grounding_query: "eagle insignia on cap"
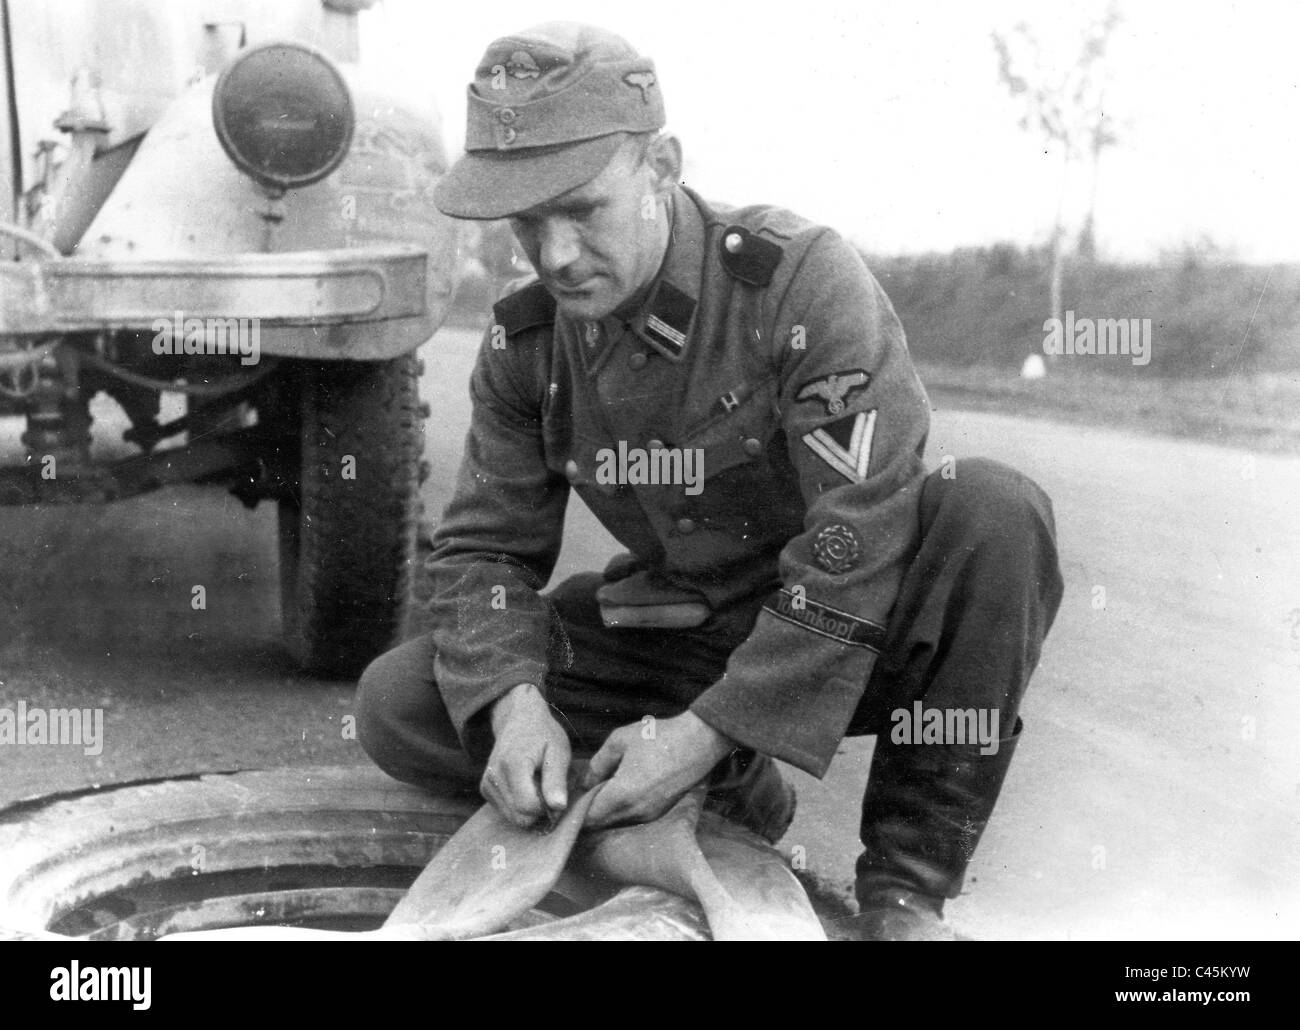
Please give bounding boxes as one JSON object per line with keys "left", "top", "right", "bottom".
{"left": 505, "top": 51, "right": 541, "bottom": 78}
{"left": 797, "top": 369, "right": 872, "bottom": 416}
{"left": 624, "top": 70, "right": 657, "bottom": 102}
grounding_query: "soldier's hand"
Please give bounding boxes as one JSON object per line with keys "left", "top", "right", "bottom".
{"left": 581, "top": 711, "right": 734, "bottom": 828}
{"left": 482, "top": 683, "right": 571, "bottom": 827}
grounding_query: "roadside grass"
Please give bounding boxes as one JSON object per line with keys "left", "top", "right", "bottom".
{"left": 916, "top": 362, "right": 1300, "bottom": 455}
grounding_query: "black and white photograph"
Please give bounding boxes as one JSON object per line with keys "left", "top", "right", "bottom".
{"left": 0, "top": 0, "right": 1293, "bottom": 979}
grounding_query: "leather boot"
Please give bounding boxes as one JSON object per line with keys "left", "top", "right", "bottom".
{"left": 704, "top": 750, "right": 797, "bottom": 845}
{"left": 850, "top": 717, "right": 1022, "bottom": 941}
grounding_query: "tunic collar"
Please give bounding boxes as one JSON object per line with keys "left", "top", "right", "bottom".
{"left": 568, "top": 186, "right": 703, "bottom": 374}
{"left": 625, "top": 187, "right": 702, "bottom": 363}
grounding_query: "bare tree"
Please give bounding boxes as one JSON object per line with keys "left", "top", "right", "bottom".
{"left": 992, "top": 3, "right": 1122, "bottom": 370}
{"left": 1075, "top": 9, "right": 1122, "bottom": 259}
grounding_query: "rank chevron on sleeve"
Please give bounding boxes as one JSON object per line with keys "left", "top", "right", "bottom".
{"left": 802, "top": 409, "right": 877, "bottom": 483}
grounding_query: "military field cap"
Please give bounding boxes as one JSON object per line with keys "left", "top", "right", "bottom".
{"left": 433, "top": 22, "right": 666, "bottom": 220}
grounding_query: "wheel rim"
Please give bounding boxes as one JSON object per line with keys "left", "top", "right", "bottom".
{"left": 0, "top": 767, "right": 706, "bottom": 941}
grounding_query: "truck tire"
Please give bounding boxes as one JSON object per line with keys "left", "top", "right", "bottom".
{"left": 277, "top": 356, "right": 423, "bottom": 677}
{"left": 0, "top": 766, "right": 708, "bottom": 941}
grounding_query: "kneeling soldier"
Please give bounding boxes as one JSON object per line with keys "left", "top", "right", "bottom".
{"left": 356, "top": 22, "right": 1064, "bottom": 941}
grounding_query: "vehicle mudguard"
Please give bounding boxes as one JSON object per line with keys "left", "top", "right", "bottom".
{"left": 74, "top": 64, "right": 460, "bottom": 360}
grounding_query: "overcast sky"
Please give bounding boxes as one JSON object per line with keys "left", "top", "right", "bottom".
{"left": 362, "top": 0, "right": 1297, "bottom": 263}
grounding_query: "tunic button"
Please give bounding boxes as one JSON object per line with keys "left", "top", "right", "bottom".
{"left": 497, "top": 107, "right": 517, "bottom": 124}
{"left": 629, "top": 352, "right": 648, "bottom": 370}
{"left": 743, "top": 437, "right": 762, "bottom": 456}
{"left": 647, "top": 438, "right": 665, "bottom": 451}
{"left": 564, "top": 459, "right": 579, "bottom": 483}
{"left": 500, "top": 126, "right": 517, "bottom": 145}
{"left": 724, "top": 232, "right": 744, "bottom": 253}
{"left": 676, "top": 517, "right": 696, "bottom": 535}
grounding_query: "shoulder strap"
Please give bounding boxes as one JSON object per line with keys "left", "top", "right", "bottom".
{"left": 679, "top": 184, "right": 785, "bottom": 287}
{"left": 492, "top": 280, "right": 556, "bottom": 338}
{"left": 718, "top": 225, "right": 783, "bottom": 286}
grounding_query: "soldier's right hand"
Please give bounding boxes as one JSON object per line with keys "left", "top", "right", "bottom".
{"left": 482, "top": 683, "right": 571, "bottom": 827}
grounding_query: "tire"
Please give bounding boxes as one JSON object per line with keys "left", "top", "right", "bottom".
{"left": 0, "top": 766, "right": 708, "bottom": 941}
{"left": 277, "top": 356, "right": 424, "bottom": 677}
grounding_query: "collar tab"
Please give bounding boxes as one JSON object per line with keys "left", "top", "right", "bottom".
{"left": 635, "top": 280, "right": 696, "bottom": 361}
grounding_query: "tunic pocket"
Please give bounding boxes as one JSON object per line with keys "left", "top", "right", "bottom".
{"left": 676, "top": 378, "right": 786, "bottom": 539}
{"left": 680, "top": 376, "right": 779, "bottom": 480}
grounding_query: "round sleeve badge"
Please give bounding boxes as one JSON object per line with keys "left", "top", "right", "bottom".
{"left": 812, "top": 523, "right": 864, "bottom": 574}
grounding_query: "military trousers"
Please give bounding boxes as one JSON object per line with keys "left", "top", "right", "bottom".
{"left": 354, "top": 457, "right": 1064, "bottom": 791}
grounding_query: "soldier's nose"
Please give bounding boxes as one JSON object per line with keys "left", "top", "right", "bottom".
{"left": 537, "top": 221, "right": 582, "bottom": 278}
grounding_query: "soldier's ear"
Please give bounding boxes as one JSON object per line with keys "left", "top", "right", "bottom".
{"left": 644, "top": 133, "right": 682, "bottom": 196}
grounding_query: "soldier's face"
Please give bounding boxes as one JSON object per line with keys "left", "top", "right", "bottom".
{"left": 508, "top": 135, "right": 678, "bottom": 320}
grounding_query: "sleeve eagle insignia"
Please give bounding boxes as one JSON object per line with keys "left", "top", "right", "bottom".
{"left": 795, "top": 369, "right": 872, "bottom": 416}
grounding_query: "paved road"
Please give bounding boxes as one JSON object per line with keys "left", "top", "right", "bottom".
{"left": 2, "top": 325, "right": 1296, "bottom": 940}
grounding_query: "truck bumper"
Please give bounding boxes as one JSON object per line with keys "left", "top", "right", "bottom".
{"left": 0, "top": 244, "right": 433, "bottom": 360}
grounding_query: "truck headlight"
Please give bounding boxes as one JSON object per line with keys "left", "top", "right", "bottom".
{"left": 212, "top": 41, "right": 354, "bottom": 191}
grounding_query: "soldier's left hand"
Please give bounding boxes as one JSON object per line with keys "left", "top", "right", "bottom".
{"left": 581, "top": 711, "right": 734, "bottom": 828}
